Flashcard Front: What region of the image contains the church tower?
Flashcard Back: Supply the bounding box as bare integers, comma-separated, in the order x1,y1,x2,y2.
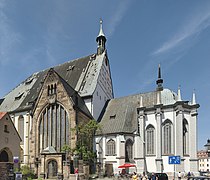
96,19,106,55
156,64,163,91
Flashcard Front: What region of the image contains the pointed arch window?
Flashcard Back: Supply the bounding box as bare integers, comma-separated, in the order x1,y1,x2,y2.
39,104,69,153
125,139,133,162
183,119,189,155
146,125,155,155
163,120,172,154
106,139,116,156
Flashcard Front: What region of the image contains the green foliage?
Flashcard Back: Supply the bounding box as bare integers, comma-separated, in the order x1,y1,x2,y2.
20,165,35,179
61,144,72,153
75,120,100,162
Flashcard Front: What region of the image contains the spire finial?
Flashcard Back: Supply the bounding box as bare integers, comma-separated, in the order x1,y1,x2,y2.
191,89,196,105
139,96,143,108
177,85,182,101
96,18,106,55
156,64,163,91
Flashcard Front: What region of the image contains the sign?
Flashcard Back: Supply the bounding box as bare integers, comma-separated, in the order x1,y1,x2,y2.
13,156,19,163
15,172,22,180
168,156,181,164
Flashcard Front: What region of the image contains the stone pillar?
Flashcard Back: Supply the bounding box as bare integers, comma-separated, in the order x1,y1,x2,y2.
24,113,30,165
155,106,163,172
136,108,146,173
118,135,125,166
175,105,184,172
189,108,198,172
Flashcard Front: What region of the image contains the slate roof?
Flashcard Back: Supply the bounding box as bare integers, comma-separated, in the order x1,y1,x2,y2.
97,89,178,135
0,52,106,113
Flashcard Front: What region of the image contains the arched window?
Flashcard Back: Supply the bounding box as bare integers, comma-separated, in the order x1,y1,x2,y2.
183,119,189,155
39,104,69,153
18,115,24,145
0,150,9,162
125,139,133,162
146,125,155,155
106,139,115,156
48,160,58,178
163,120,172,154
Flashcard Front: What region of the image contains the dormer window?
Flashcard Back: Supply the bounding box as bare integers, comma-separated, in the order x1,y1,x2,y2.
15,93,24,101
48,84,57,96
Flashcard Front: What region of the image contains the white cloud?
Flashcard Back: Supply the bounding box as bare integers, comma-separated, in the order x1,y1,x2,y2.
107,1,132,37
153,8,210,56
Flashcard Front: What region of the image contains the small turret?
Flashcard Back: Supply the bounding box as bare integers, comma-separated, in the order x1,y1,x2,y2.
96,19,106,55
177,85,182,101
204,139,210,157
156,64,163,91
191,90,196,105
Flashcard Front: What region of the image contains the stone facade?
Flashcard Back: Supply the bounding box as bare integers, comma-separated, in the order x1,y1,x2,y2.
0,112,21,179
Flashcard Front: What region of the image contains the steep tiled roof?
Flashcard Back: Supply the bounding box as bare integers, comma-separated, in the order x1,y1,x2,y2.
0,52,106,113
97,89,178,135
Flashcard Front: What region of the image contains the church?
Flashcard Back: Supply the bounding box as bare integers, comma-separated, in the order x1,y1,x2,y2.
0,20,199,178
0,20,113,179
95,66,199,177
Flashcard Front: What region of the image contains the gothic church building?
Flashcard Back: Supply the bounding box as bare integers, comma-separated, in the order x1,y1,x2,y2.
0,20,199,178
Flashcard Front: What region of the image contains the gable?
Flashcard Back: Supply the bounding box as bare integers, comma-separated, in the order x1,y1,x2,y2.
0,112,21,141
32,69,92,119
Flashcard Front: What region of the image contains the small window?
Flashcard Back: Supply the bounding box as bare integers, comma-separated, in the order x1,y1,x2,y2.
4,125,9,133
15,93,24,100
25,78,34,85
110,115,116,120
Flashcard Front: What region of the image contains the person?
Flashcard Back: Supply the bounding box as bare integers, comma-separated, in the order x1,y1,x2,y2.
74,168,79,180
151,173,156,180
132,172,138,180
187,172,191,180
178,172,182,179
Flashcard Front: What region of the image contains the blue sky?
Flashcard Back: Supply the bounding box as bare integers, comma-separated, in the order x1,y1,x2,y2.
0,0,210,150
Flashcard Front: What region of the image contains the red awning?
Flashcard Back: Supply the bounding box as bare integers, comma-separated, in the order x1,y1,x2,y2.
118,163,136,168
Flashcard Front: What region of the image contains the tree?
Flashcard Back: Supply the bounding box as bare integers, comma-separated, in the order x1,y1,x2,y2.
75,120,101,162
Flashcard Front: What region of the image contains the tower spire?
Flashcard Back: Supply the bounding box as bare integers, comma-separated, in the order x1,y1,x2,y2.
96,19,106,55
156,64,163,91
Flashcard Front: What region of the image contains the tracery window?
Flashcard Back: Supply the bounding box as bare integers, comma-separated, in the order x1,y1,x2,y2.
39,104,69,152
48,84,57,95
163,120,172,154
125,139,133,162
106,139,115,156
146,125,155,155
183,119,189,155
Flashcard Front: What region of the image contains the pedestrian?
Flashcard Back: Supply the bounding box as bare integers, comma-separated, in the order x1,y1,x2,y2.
178,172,182,179
151,173,156,180
187,172,191,180
74,168,79,180
132,172,138,180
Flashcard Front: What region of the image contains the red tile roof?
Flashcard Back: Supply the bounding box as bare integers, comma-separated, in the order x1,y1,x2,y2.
0,112,7,119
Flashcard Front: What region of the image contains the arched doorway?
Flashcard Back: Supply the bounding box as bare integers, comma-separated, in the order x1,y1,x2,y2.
0,150,9,162
47,160,58,178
